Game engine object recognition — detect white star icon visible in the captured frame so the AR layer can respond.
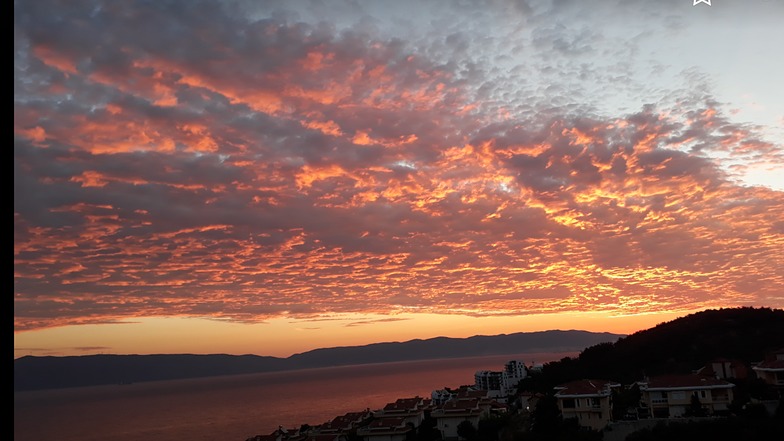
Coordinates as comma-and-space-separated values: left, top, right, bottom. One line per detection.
693, 0, 711, 5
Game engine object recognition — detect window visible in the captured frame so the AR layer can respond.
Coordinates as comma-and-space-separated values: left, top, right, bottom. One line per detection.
700, 391, 707, 399
562, 398, 575, 408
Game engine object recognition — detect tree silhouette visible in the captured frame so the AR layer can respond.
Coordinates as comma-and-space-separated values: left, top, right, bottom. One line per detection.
457, 420, 477, 441
685, 393, 706, 417
416, 415, 442, 441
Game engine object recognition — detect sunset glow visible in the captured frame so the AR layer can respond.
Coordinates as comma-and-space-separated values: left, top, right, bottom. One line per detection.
14, 0, 783, 359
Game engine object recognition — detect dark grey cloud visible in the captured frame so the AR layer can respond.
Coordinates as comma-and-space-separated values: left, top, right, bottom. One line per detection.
13, 0, 783, 331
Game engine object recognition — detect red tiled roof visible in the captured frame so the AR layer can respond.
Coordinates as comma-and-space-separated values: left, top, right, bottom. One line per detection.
368, 417, 406, 428
345, 410, 371, 419
518, 391, 544, 398
697, 359, 751, 379
754, 359, 784, 370
358, 417, 413, 435
554, 379, 615, 396
441, 397, 480, 410
457, 389, 488, 398
383, 397, 423, 411
644, 374, 733, 389
303, 435, 337, 441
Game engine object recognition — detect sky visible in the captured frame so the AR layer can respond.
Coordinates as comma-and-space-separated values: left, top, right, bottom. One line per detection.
13, 0, 784, 359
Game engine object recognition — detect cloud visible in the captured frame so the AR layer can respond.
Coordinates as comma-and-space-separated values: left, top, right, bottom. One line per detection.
345, 317, 412, 327
14, 0, 783, 332
15, 346, 115, 357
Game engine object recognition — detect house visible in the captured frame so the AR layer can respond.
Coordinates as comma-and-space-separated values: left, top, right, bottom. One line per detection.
432, 388, 457, 406
752, 348, 784, 389
317, 410, 373, 435
356, 417, 413, 441
456, 388, 490, 400
431, 386, 486, 406
696, 358, 750, 380
553, 379, 620, 431
516, 391, 543, 413
430, 397, 485, 441
373, 397, 430, 427
637, 374, 734, 418
302, 435, 341, 441
247, 426, 306, 441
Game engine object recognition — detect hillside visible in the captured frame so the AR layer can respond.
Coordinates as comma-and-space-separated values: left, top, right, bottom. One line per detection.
519, 306, 784, 392
13, 329, 621, 391
286, 330, 620, 366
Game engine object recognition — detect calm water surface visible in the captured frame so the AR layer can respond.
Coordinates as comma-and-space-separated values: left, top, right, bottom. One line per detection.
14, 352, 574, 441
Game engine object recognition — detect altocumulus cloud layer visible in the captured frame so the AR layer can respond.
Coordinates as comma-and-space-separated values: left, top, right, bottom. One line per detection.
14, 0, 784, 331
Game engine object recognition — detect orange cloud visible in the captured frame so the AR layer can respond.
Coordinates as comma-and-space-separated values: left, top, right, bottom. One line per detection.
13, 4, 783, 336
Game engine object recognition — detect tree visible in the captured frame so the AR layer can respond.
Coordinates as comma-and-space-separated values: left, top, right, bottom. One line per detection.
457, 420, 477, 441
477, 413, 509, 441
612, 383, 641, 420
685, 393, 706, 417
416, 415, 442, 441
529, 393, 561, 433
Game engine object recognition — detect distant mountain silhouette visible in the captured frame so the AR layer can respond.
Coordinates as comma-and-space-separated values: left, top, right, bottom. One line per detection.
13, 329, 620, 391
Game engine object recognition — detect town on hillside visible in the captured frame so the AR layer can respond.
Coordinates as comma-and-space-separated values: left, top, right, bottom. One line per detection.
245, 348, 784, 441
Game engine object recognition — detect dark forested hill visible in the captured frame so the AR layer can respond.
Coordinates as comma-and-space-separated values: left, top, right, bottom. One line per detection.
13, 329, 621, 391
519, 307, 784, 392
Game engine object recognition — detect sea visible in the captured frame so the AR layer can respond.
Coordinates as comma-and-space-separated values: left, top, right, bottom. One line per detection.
13, 351, 575, 441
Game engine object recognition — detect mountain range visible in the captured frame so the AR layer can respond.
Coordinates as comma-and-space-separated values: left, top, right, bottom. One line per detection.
13, 329, 622, 391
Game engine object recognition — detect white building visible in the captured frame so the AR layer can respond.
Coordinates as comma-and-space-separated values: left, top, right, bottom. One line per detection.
638, 374, 734, 418
474, 370, 503, 397
373, 397, 430, 427
474, 360, 527, 399
431, 388, 456, 406
554, 379, 620, 431
356, 417, 413, 441
752, 348, 784, 388
431, 397, 484, 441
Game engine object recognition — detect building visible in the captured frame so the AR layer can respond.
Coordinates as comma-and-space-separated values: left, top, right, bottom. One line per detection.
431, 397, 485, 441
516, 391, 543, 413
317, 410, 373, 435
752, 348, 784, 389
553, 379, 620, 431
473, 360, 528, 399
696, 358, 750, 380
502, 360, 528, 394
247, 426, 307, 441
356, 417, 413, 441
373, 397, 430, 427
637, 374, 734, 418
431, 386, 485, 406
432, 388, 456, 406
474, 370, 503, 397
